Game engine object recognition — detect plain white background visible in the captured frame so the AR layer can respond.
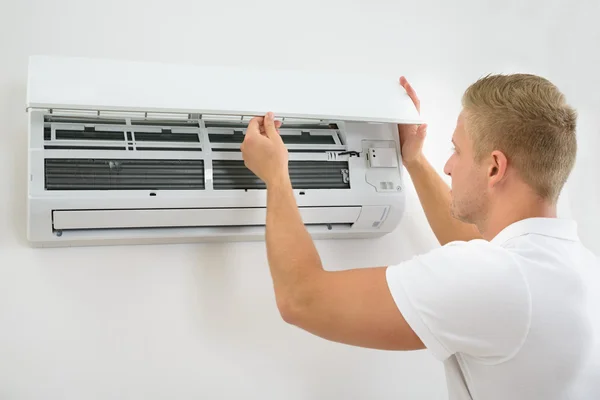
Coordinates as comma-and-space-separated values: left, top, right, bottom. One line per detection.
0, 0, 598, 399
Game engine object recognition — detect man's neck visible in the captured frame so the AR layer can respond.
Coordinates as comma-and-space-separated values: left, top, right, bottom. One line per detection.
477, 195, 557, 242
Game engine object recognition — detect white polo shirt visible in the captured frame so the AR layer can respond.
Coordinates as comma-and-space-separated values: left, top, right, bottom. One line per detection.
386, 217, 600, 400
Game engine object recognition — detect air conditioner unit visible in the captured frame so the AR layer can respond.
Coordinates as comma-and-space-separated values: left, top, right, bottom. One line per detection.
26, 55, 422, 247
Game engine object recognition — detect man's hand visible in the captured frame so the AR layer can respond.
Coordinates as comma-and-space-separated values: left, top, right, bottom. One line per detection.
240, 112, 286, 187
398, 77, 483, 244
399, 76, 428, 167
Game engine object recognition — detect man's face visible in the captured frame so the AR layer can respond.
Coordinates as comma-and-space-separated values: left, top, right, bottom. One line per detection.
443, 111, 489, 225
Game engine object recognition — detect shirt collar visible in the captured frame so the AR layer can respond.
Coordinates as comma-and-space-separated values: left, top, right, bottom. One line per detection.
490, 217, 580, 245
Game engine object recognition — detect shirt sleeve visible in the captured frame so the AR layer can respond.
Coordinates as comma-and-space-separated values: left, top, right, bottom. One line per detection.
386, 240, 531, 363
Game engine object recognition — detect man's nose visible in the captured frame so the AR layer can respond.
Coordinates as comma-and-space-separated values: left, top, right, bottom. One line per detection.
443, 159, 452, 176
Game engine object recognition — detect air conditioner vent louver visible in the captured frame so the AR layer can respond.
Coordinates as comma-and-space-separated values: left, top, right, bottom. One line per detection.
134, 131, 199, 143
213, 160, 349, 190
281, 133, 336, 145
208, 131, 336, 145
56, 128, 125, 141
204, 120, 339, 130
45, 159, 205, 190
208, 131, 245, 144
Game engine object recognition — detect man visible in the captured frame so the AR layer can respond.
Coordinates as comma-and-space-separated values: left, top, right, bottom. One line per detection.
240, 74, 599, 399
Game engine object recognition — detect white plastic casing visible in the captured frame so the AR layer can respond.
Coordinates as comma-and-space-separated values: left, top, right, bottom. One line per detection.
26, 55, 422, 247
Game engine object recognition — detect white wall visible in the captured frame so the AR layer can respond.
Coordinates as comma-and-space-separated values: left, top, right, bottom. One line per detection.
0, 1, 597, 399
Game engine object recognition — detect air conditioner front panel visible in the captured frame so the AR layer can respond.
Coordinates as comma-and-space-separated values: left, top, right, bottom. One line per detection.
27, 55, 422, 124
26, 58, 409, 247
52, 206, 362, 231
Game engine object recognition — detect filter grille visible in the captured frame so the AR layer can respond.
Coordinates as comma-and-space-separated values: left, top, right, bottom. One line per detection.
42, 115, 352, 191
44, 159, 205, 190
212, 160, 349, 190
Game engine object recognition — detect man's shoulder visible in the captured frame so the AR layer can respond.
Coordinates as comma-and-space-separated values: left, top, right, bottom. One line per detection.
386, 238, 532, 362
423, 238, 516, 264
402, 238, 523, 282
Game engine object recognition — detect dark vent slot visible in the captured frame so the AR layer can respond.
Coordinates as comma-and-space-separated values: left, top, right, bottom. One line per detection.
44, 145, 126, 151
57, 223, 352, 233
204, 121, 338, 130
45, 159, 205, 190
135, 147, 202, 152
204, 121, 246, 128
56, 129, 124, 141
282, 132, 335, 145
212, 148, 333, 153
44, 126, 51, 140
135, 131, 200, 143
213, 160, 349, 190
212, 149, 245, 152
209, 131, 335, 146
209, 131, 245, 144
277, 123, 339, 130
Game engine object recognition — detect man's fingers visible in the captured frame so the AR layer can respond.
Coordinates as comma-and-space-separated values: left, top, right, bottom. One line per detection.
263, 112, 279, 138
247, 115, 281, 139
247, 117, 264, 136
399, 76, 421, 114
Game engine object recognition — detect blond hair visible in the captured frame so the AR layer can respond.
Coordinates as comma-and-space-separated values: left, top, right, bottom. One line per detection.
462, 73, 577, 202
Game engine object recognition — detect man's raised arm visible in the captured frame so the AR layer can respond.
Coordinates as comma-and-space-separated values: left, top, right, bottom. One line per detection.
398, 77, 482, 245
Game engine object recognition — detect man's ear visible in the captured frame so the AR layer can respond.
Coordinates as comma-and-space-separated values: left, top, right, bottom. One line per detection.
489, 150, 508, 188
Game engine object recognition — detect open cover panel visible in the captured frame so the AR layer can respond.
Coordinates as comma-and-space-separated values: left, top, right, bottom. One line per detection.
27, 55, 422, 124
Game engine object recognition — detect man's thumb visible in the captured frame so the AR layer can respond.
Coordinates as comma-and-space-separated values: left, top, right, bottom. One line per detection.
263, 112, 279, 138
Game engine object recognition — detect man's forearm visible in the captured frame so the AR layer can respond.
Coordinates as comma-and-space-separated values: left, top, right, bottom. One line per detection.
406, 157, 482, 245
265, 176, 324, 313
